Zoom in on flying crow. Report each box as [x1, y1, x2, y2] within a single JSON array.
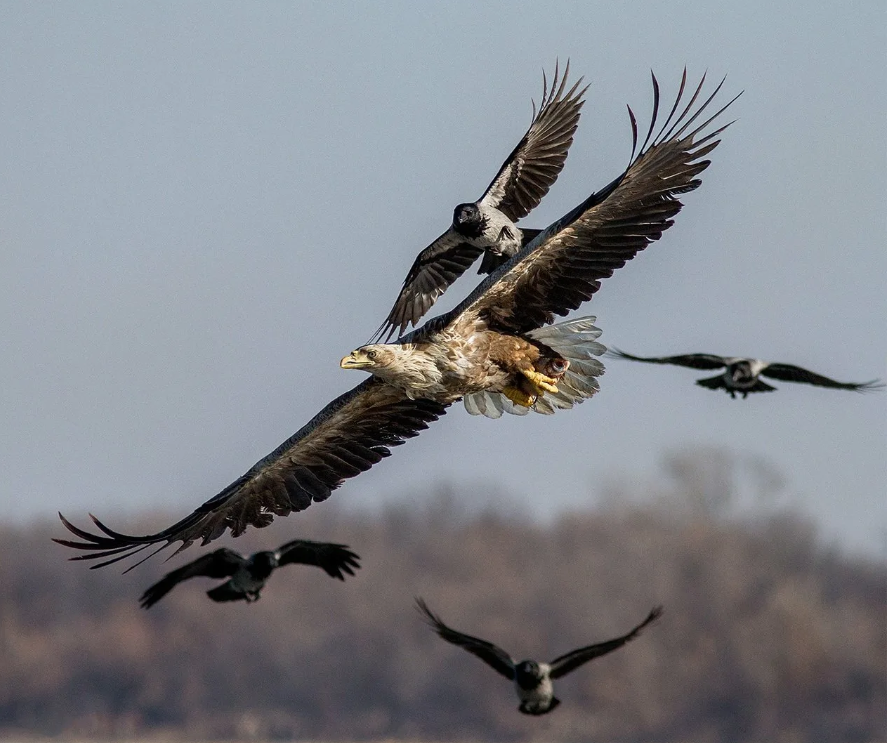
[[372, 61, 587, 341], [139, 539, 360, 608], [417, 598, 662, 715], [608, 349, 883, 398]]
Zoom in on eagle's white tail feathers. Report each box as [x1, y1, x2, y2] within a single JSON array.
[[463, 317, 606, 418]]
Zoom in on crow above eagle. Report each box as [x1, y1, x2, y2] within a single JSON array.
[[372, 61, 588, 343], [56, 71, 738, 569]]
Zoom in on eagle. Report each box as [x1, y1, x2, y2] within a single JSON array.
[[416, 598, 663, 715], [55, 71, 737, 569], [608, 348, 884, 398], [372, 61, 587, 342], [139, 538, 360, 609]]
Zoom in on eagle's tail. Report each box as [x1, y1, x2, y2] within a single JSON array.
[[463, 316, 606, 418]]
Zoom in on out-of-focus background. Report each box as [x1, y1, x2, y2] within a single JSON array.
[[0, 2, 884, 741]]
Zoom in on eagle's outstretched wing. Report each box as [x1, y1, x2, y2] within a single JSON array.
[[55, 380, 448, 569], [274, 539, 361, 580], [372, 63, 586, 342], [548, 606, 663, 679], [479, 59, 588, 220], [138, 547, 245, 609], [448, 71, 739, 335], [760, 363, 884, 392], [416, 597, 516, 680], [608, 348, 728, 370]]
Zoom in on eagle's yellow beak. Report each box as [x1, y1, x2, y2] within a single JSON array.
[[340, 350, 374, 370]]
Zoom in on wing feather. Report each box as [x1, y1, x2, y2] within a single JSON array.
[[274, 539, 361, 580], [548, 606, 663, 679], [759, 363, 883, 391], [371, 234, 483, 342], [480, 60, 588, 220], [55, 380, 448, 568], [137, 547, 245, 609], [416, 598, 516, 680], [608, 348, 728, 370]]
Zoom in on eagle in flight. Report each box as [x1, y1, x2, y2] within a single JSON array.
[[56, 71, 737, 569]]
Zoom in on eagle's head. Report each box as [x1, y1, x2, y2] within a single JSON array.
[[340, 343, 444, 394], [340, 344, 398, 372]]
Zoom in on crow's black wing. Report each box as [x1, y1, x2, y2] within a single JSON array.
[[549, 606, 663, 679], [609, 348, 728, 370], [416, 598, 516, 680], [275, 539, 361, 580], [138, 547, 245, 609], [371, 232, 483, 342], [480, 61, 587, 221], [760, 363, 884, 392]]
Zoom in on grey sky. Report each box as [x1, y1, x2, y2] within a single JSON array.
[[1, 3, 884, 553]]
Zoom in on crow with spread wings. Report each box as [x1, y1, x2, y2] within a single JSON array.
[[372, 61, 587, 342], [416, 598, 662, 715], [608, 349, 884, 398], [56, 71, 738, 569], [139, 538, 360, 608]]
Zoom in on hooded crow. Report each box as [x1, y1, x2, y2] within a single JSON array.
[[417, 599, 662, 715], [608, 349, 884, 399], [55, 71, 736, 567], [138, 539, 360, 608], [372, 61, 587, 341]]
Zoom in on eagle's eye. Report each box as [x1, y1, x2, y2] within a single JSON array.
[[366, 349, 377, 360]]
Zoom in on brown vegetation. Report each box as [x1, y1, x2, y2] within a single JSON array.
[[0, 458, 884, 742]]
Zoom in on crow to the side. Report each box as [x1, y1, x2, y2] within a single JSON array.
[[139, 539, 360, 608]]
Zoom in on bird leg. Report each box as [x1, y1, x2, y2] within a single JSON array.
[[521, 368, 560, 395], [502, 385, 536, 408]]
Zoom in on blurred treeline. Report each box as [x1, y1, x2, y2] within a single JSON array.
[[0, 450, 884, 743]]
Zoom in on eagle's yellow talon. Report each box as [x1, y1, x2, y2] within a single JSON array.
[[502, 386, 535, 407], [521, 369, 559, 394]]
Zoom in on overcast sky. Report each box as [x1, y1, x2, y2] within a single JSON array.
[[1, 2, 884, 555]]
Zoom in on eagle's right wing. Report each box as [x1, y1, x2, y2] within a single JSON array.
[[55, 379, 448, 569]]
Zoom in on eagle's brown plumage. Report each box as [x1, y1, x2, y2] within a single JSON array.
[[56, 70, 737, 567]]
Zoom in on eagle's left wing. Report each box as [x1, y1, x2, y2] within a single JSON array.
[[450, 71, 739, 335], [55, 379, 448, 569]]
